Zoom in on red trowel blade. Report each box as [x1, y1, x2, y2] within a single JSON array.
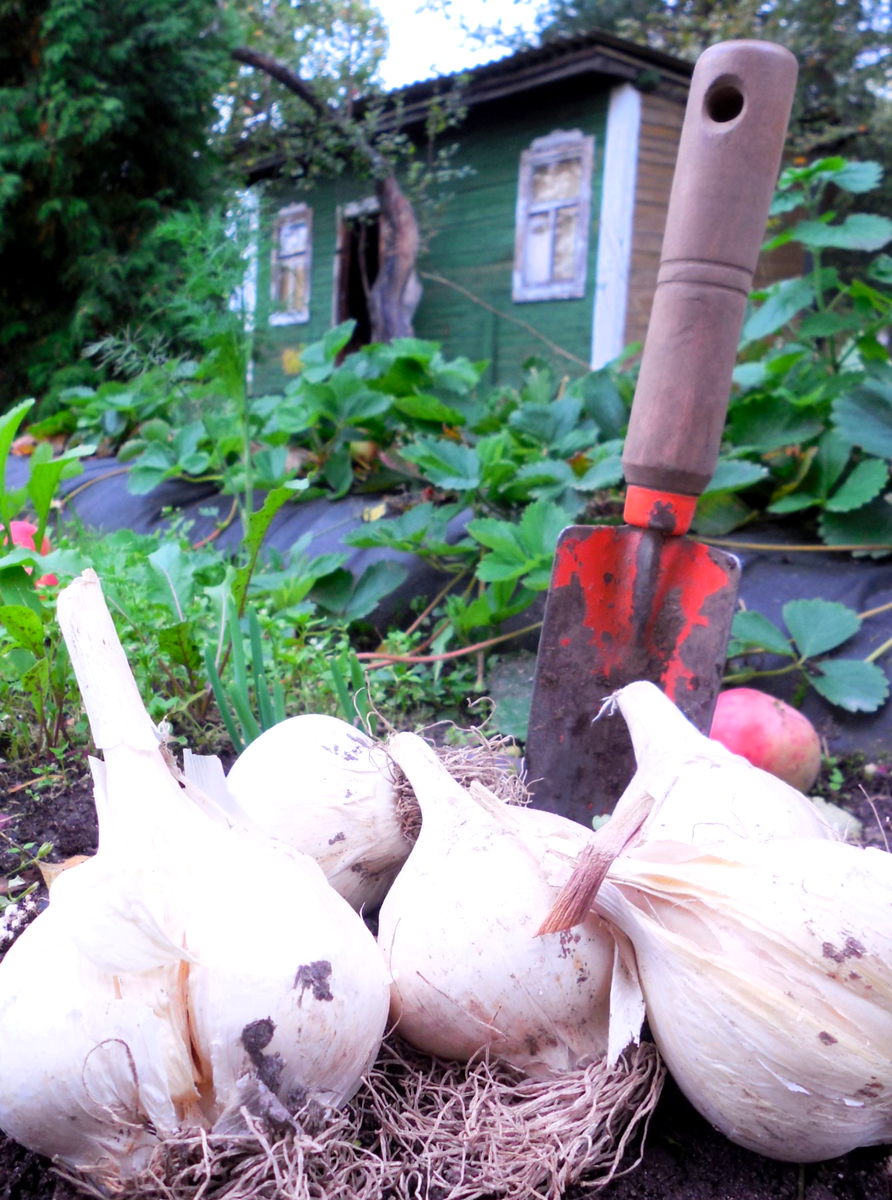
[[525, 524, 740, 823]]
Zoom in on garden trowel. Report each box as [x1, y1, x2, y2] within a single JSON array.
[[525, 40, 798, 824]]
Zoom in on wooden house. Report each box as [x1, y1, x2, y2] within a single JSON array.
[[250, 32, 707, 392]]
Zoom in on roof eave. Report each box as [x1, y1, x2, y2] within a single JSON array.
[[240, 29, 693, 182], [391, 28, 692, 115]]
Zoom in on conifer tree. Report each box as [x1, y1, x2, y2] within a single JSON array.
[[0, 0, 235, 407]]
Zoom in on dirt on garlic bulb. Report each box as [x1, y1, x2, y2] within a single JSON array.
[[597, 835, 892, 1161]]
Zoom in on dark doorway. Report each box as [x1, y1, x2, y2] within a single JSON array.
[[335, 209, 380, 355]]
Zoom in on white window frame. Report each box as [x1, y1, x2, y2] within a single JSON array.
[[512, 129, 595, 303], [270, 202, 312, 325]]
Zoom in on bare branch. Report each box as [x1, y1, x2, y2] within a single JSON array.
[[231, 46, 423, 341], [231, 46, 389, 177]]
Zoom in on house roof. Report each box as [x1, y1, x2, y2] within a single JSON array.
[[242, 28, 693, 180], [391, 29, 693, 121]]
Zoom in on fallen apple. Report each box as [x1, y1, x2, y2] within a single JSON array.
[[709, 687, 822, 793]]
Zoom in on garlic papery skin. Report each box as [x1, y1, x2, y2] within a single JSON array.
[[596, 837, 892, 1161], [0, 570, 390, 1181], [540, 682, 837, 938], [613, 682, 833, 845], [223, 714, 411, 910], [378, 731, 640, 1077], [0, 894, 192, 1176]]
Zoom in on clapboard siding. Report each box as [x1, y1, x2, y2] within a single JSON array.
[[254, 82, 611, 392], [411, 85, 609, 383], [623, 92, 684, 352], [251, 173, 370, 395]]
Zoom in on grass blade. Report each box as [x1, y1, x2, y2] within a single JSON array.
[[203, 645, 245, 755]]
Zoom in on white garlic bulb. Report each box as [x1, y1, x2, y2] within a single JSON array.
[[0, 571, 390, 1181], [539, 681, 834, 940], [0, 894, 191, 1174], [597, 836, 892, 1161], [611, 682, 833, 845], [223, 714, 411, 910], [378, 731, 642, 1076]]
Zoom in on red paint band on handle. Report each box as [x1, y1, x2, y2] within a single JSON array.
[[624, 485, 698, 536]]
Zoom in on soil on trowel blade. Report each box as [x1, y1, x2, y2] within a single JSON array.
[[0, 753, 890, 1200]]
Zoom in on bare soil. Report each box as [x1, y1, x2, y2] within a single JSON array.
[[0, 752, 890, 1200]]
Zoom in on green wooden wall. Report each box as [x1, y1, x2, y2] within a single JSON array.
[[252, 79, 611, 395]]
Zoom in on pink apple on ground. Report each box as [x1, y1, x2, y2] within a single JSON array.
[[709, 687, 822, 793], [3, 521, 58, 587]]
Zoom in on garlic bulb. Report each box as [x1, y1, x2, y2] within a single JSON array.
[[0, 570, 390, 1180], [613, 682, 833, 845], [540, 681, 835, 938], [378, 731, 643, 1076], [222, 714, 410, 910], [597, 836, 892, 1161]]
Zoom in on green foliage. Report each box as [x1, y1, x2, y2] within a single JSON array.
[[0, 321, 630, 759], [64, 323, 628, 665], [0, 835, 52, 911], [203, 604, 285, 755], [0, 0, 239, 408], [725, 599, 889, 713], [695, 158, 892, 548], [217, 0, 388, 178], [330, 649, 377, 736], [468, 501, 567, 590], [342, 353, 629, 652], [311, 561, 409, 622], [0, 396, 96, 754], [0, 600, 70, 753], [219, 0, 470, 256], [0, 0, 474, 424], [10, 144, 892, 754]]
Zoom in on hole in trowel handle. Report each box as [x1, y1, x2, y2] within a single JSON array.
[[704, 79, 745, 123]]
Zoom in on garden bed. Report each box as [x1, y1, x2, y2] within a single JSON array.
[[1, 748, 889, 1200]]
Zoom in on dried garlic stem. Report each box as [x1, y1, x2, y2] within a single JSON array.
[[56, 568, 160, 753], [537, 784, 653, 935]]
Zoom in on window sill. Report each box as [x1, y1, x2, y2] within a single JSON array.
[[269, 310, 310, 326], [512, 281, 587, 303]]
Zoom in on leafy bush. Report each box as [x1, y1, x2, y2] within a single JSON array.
[[56, 321, 631, 654], [0, 0, 238, 408], [698, 157, 892, 547]]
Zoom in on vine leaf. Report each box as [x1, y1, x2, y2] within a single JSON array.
[[809, 659, 889, 713], [783, 599, 860, 659], [728, 611, 795, 658]]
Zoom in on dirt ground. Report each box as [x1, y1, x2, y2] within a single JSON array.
[[0, 752, 890, 1200]]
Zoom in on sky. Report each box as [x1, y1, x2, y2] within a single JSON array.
[[371, 0, 541, 89]]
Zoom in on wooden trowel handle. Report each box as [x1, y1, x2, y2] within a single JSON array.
[[621, 40, 797, 535]]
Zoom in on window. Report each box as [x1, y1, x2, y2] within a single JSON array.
[[513, 130, 595, 302], [270, 203, 312, 324]]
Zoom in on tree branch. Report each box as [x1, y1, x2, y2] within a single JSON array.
[[231, 46, 389, 177], [232, 45, 423, 341]]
